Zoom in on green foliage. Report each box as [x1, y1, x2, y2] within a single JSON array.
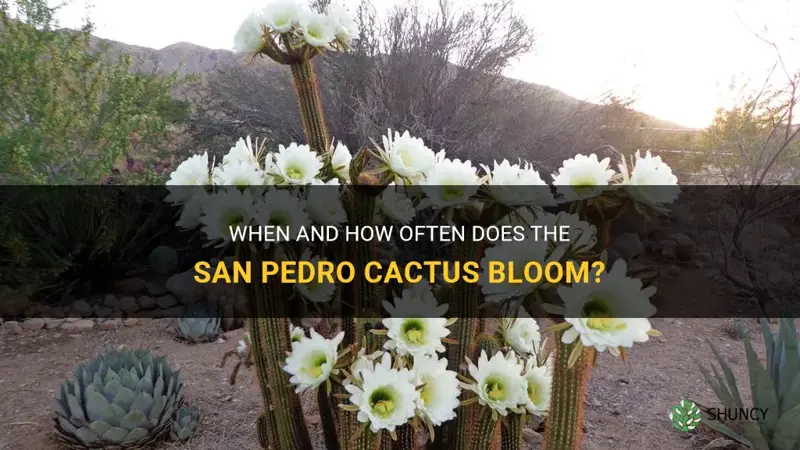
[[0, 187, 176, 300], [175, 303, 223, 344], [170, 405, 201, 442], [699, 318, 800, 450], [53, 348, 184, 449], [0, 0, 185, 184]]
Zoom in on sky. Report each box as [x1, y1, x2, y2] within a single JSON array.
[[50, 0, 799, 129]]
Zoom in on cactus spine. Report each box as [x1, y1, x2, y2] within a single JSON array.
[[543, 328, 592, 450]]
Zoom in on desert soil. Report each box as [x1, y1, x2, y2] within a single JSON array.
[[0, 266, 777, 449]]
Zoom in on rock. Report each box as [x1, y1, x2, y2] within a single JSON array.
[[94, 305, 113, 318], [145, 279, 169, 297], [672, 233, 696, 261], [156, 295, 178, 309], [60, 322, 76, 331], [123, 318, 140, 327], [137, 295, 157, 309], [114, 277, 147, 296], [23, 303, 44, 318], [45, 318, 66, 329], [70, 300, 93, 318], [100, 319, 122, 330], [65, 317, 81, 323], [612, 232, 645, 260], [2, 321, 22, 334], [119, 296, 140, 314], [167, 270, 205, 304], [103, 294, 120, 309], [43, 306, 66, 318], [73, 319, 95, 331], [658, 239, 677, 260], [22, 318, 45, 330], [149, 245, 179, 275], [522, 428, 542, 446], [663, 264, 681, 277]]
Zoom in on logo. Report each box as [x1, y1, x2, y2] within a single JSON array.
[[669, 400, 702, 432]]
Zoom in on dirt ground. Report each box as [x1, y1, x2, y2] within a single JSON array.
[[0, 266, 777, 449]]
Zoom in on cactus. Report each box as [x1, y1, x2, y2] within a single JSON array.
[[163, 6, 674, 450], [543, 329, 591, 450], [170, 405, 201, 442]]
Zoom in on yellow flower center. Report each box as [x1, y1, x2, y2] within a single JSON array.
[[369, 387, 397, 418], [303, 350, 327, 379], [401, 319, 425, 345], [485, 376, 505, 401], [420, 376, 434, 406], [286, 167, 304, 179]]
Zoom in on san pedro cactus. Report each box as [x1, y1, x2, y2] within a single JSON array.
[[160, 1, 679, 449]]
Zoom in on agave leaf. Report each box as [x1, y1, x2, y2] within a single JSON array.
[[759, 319, 775, 369], [54, 396, 69, 419], [102, 426, 130, 444], [120, 410, 149, 430], [58, 416, 80, 435], [103, 368, 120, 386], [112, 385, 136, 412], [700, 360, 738, 410], [709, 341, 744, 408], [149, 395, 167, 422], [769, 404, 800, 450], [109, 403, 128, 426], [777, 320, 800, 399], [744, 334, 780, 438], [74, 427, 102, 445], [125, 427, 150, 442], [87, 420, 112, 437], [85, 390, 114, 423], [103, 379, 125, 401], [131, 391, 155, 416], [152, 375, 165, 399], [781, 375, 800, 414], [699, 416, 753, 447], [66, 393, 88, 426], [741, 421, 771, 450]]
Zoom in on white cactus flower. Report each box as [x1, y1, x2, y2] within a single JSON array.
[[379, 129, 436, 183], [254, 188, 309, 241], [344, 353, 419, 433], [166, 152, 210, 203], [559, 259, 657, 357], [233, 12, 266, 53], [297, 10, 336, 48], [619, 150, 680, 206], [262, 0, 304, 34], [305, 184, 347, 225], [330, 141, 352, 181], [379, 183, 415, 224], [465, 350, 527, 416], [270, 143, 324, 185], [501, 309, 542, 357], [523, 358, 552, 416], [283, 329, 345, 392], [411, 355, 460, 426], [199, 189, 257, 244], [551, 153, 615, 200], [419, 158, 482, 209], [481, 159, 555, 207]]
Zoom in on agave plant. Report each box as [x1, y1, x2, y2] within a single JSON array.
[[53, 348, 183, 449], [170, 405, 201, 442], [174, 304, 222, 344], [698, 318, 800, 450]]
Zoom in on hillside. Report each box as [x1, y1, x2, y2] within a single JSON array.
[[90, 35, 690, 131]]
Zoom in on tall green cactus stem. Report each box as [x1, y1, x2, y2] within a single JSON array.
[[336, 185, 382, 450], [501, 415, 524, 450], [392, 425, 416, 449], [290, 59, 332, 176], [472, 408, 501, 450], [242, 245, 313, 450], [543, 329, 591, 450], [439, 239, 484, 450]]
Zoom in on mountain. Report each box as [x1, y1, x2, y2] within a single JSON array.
[[90, 35, 691, 131]]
